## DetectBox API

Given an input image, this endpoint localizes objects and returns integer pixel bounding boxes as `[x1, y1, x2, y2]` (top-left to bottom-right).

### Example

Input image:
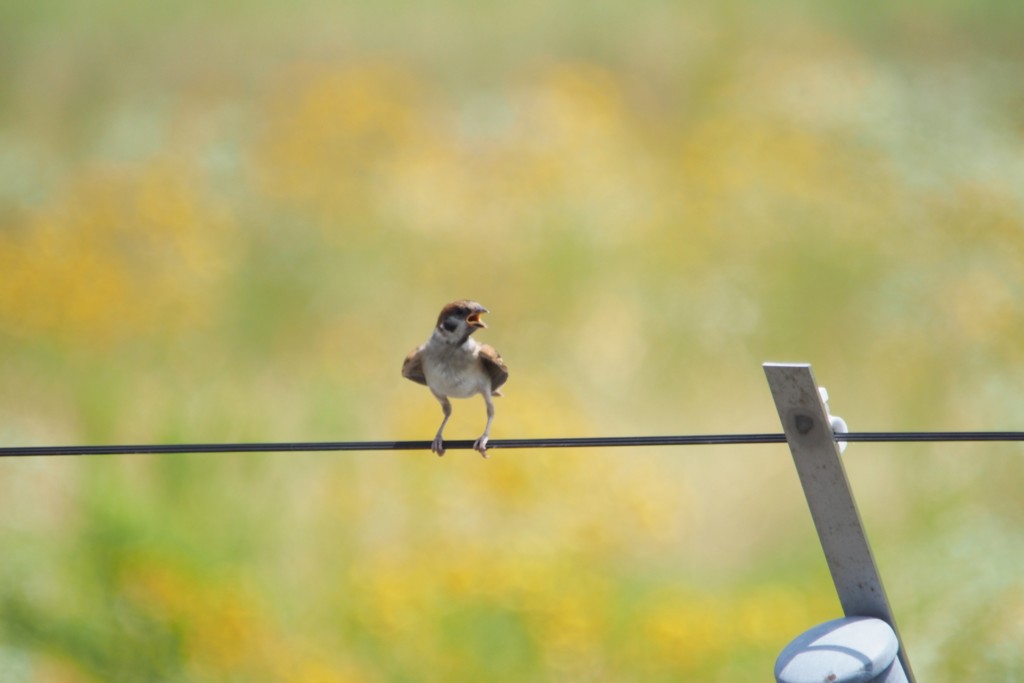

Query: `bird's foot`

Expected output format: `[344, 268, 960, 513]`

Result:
[473, 435, 490, 459]
[432, 434, 446, 457]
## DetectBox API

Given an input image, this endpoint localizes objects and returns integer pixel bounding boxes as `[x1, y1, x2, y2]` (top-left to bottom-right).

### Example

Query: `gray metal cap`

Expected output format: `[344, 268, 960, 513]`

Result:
[775, 617, 904, 683]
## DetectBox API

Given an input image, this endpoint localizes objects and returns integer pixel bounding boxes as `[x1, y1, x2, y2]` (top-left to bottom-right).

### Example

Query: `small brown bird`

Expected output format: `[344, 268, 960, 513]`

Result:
[402, 300, 509, 457]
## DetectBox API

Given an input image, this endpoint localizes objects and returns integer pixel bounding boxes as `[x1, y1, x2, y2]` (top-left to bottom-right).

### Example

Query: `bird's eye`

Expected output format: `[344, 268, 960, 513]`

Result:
[442, 319, 459, 332]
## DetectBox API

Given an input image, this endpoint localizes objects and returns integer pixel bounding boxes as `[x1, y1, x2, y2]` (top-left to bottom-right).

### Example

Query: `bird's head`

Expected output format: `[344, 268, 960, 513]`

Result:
[435, 300, 489, 343]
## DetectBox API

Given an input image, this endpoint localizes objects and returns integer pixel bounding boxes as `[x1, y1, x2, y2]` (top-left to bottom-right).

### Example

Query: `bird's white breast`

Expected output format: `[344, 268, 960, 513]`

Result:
[421, 337, 488, 399]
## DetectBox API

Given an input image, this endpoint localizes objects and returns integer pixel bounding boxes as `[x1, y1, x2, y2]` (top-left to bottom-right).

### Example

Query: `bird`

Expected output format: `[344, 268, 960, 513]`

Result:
[402, 300, 509, 458]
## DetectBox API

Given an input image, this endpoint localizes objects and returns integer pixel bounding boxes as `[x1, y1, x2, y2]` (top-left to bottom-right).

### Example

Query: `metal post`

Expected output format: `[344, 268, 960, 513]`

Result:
[764, 363, 915, 682]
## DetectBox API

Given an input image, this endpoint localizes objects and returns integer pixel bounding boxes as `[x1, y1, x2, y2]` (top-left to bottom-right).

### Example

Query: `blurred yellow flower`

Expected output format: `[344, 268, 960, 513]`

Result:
[0, 162, 234, 346]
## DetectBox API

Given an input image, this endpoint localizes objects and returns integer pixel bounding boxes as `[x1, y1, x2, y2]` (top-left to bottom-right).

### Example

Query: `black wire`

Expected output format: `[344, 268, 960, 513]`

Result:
[0, 434, 783, 457]
[839, 431, 1024, 443]
[1, 432, 1023, 457]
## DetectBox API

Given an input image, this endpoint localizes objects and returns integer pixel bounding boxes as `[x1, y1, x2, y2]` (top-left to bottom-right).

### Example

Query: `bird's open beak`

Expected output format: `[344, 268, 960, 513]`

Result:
[467, 308, 488, 328]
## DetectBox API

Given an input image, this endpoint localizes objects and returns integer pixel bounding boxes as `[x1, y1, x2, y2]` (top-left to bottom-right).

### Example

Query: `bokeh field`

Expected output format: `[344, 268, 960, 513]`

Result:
[2, 1, 1024, 680]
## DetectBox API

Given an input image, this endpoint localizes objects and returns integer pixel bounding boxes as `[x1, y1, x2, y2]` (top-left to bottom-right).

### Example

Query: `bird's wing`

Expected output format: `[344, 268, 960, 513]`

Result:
[402, 346, 428, 386]
[478, 344, 509, 393]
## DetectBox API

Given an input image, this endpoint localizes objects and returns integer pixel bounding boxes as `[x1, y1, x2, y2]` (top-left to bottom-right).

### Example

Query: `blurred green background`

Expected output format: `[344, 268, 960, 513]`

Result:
[2, 0, 1023, 680]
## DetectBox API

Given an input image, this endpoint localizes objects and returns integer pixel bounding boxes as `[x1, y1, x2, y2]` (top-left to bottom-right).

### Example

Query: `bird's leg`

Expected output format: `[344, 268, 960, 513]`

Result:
[432, 394, 452, 456]
[473, 392, 495, 458]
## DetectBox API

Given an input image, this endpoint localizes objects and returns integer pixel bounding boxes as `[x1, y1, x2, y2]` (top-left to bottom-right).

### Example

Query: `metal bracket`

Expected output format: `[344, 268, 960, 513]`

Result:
[764, 363, 915, 682]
